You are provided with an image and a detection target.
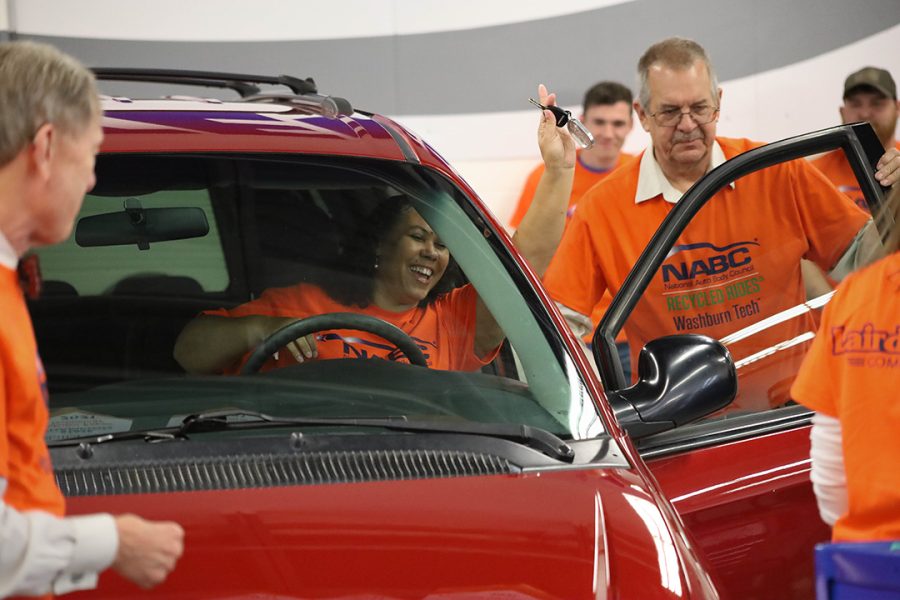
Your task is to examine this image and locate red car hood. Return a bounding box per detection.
[67,467,714,599]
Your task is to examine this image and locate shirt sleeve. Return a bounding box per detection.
[441,285,501,371]
[200,287,308,373]
[792,158,870,272]
[0,479,118,597]
[827,220,881,282]
[556,302,593,340]
[809,412,848,526]
[202,285,290,319]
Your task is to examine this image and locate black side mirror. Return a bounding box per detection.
[609,334,736,439]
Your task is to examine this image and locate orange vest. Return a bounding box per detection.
[0,265,65,514]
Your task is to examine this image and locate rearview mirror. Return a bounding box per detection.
[609,334,736,439]
[75,198,209,250]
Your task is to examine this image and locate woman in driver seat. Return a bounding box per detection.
[173,86,575,375]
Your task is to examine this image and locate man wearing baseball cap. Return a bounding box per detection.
[813,66,899,210]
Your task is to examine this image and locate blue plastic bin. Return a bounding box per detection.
[816,541,900,599]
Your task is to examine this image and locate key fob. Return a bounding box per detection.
[529,98,594,149]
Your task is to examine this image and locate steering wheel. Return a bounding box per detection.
[240,312,428,374]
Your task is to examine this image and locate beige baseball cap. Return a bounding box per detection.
[843,66,896,100]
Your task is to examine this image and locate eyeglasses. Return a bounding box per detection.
[648,104,719,127]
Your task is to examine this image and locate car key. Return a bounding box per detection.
[528,98,594,149]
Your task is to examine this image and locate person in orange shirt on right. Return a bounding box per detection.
[812,67,900,211]
[790,185,900,541]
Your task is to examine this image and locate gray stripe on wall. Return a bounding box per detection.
[19,0,900,115]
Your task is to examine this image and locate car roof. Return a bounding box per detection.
[94,68,499,263]
[101,97,417,159]
[95,69,434,163]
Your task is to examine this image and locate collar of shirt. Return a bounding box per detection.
[577,152,614,175]
[634,139,731,205]
[0,231,18,270]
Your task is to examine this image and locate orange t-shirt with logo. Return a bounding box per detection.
[812,141,900,212]
[510,151,634,343]
[544,137,870,409]
[0,265,65,516]
[206,283,495,373]
[790,252,900,541]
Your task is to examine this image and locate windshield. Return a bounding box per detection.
[31,154,602,444]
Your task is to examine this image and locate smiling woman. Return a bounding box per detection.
[371,205,451,311]
[172,85,575,376]
[323,196,456,312]
[173,194,500,373]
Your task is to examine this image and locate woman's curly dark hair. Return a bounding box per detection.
[321,195,463,308]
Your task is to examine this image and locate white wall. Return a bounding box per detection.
[407,24,900,225]
[8,0,635,40]
[7,1,899,226]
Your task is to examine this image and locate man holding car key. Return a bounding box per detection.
[543,37,899,411]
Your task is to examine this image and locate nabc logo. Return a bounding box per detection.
[662,240,759,283]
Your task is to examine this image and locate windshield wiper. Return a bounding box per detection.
[49,408,575,462]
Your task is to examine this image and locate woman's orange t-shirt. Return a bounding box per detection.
[206,283,494,373]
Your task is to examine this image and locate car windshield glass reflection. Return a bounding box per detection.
[32,155,604,445]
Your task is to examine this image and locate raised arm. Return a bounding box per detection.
[473,84,576,356]
[510,84,577,277]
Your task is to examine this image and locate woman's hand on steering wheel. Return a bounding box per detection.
[253,316,318,363]
[283,332,317,363]
[241,313,428,374]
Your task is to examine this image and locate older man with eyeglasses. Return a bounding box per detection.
[543,37,898,399]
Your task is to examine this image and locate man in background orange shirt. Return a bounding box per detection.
[510,81,635,228]
[812,66,899,211]
[510,81,635,373]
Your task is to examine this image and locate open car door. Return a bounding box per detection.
[594,123,891,599]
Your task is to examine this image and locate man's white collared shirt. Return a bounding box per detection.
[634,140,730,205]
